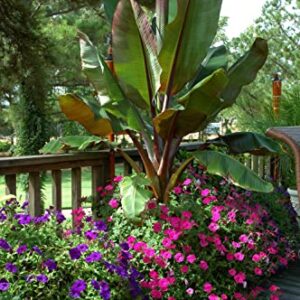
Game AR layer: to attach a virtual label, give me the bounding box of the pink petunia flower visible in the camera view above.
[203,282,213,293]
[186,288,194,295]
[234,252,244,261]
[174,252,185,263]
[208,222,219,232]
[180,265,189,273]
[153,222,162,233]
[108,198,119,209]
[199,260,209,270]
[186,254,196,264]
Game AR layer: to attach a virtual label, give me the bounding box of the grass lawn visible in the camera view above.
[0,165,123,209]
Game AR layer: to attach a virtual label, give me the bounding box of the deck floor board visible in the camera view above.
[271,260,300,300]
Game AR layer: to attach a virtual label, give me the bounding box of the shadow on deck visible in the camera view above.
[272,259,300,299]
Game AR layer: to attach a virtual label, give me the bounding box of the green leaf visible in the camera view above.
[221,38,268,107]
[154,69,228,139]
[189,45,228,89]
[193,150,274,193]
[40,139,63,154]
[120,174,152,220]
[112,0,161,107]
[205,132,281,155]
[59,94,113,136]
[103,0,119,23]
[79,31,124,106]
[159,0,222,95]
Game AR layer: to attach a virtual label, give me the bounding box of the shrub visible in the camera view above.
[0,199,144,299]
[0,140,10,152]
[0,165,299,299]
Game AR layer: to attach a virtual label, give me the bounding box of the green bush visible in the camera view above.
[0,140,10,152]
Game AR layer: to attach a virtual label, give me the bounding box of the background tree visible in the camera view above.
[223,0,300,131]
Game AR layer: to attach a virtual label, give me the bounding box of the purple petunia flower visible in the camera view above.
[34,214,50,224]
[91,279,100,290]
[32,246,43,255]
[21,200,29,209]
[43,259,57,271]
[99,281,110,300]
[0,213,6,222]
[0,239,11,252]
[5,262,18,273]
[56,211,66,224]
[94,220,107,232]
[0,278,10,291]
[15,213,31,225]
[84,230,98,240]
[77,244,88,253]
[69,279,87,298]
[120,242,130,251]
[85,251,102,263]
[16,244,27,255]
[36,274,48,284]
[69,247,81,260]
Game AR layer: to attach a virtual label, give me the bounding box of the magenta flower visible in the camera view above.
[209,294,219,300]
[208,222,219,232]
[186,254,196,264]
[234,272,246,284]
[234,252,244,261]
[183,178,192,186]
[174,252,184,263]
[201,189,210,197]
[186,288,194,295]
[113,175,123,183]
[180,265,189,273]
[199,260,208,270]
[108,198,119,209]
[173,186,182,195]
[203,282,213,293]
[153,222,162,233]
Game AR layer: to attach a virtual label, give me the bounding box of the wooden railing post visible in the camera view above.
[52,170,62,211]
[71,167,81,208]
[29,172,41,216]
[5,174,16,195]
[251,155,259,173]
[123,161,132,176]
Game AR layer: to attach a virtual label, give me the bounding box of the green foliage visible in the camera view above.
[0,140,11,152]
[58,0,273,213]
[120,174,152,221]
[193,150,274,193]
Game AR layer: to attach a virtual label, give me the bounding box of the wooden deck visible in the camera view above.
[272,259,300,299]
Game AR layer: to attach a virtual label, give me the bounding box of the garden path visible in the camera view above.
[272,259,300,299]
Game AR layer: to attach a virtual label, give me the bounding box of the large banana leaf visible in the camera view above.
[59,94,114,136]
[79,31,124,106]
[221,38,268,107]
[154,69,228,139]
[40,136,109,154]
[159,0,222,95]
[120,174,152,220]
[112,0,161,107]
[193,150,274,193]
[189,45,228,89]
[204,132,281,155]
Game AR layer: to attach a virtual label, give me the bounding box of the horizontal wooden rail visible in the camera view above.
[0,143,202,223]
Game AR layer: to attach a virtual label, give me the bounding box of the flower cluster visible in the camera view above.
[108,164,299,299]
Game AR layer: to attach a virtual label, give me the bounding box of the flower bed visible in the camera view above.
[0,164,299,299]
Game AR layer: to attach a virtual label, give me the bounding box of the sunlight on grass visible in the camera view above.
[0,165,123,209]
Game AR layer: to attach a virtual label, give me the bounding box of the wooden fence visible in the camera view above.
[0,143,202,218]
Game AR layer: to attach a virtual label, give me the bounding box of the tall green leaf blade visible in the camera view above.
[221,38,268,107]
[205,132,281,155]
[189,45,228,89]
[112,0,161,106]
[120,174,152,220]
[40,139,64,154]
[193,150,274,193]
[79,31,124,106]
[159,0,222,95]
[103,0,119,23]
[154,69,228,139]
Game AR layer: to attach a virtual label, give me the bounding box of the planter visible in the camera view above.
[287,187,300,216]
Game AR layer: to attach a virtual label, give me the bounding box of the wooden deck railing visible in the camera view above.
[0,143,203,218]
